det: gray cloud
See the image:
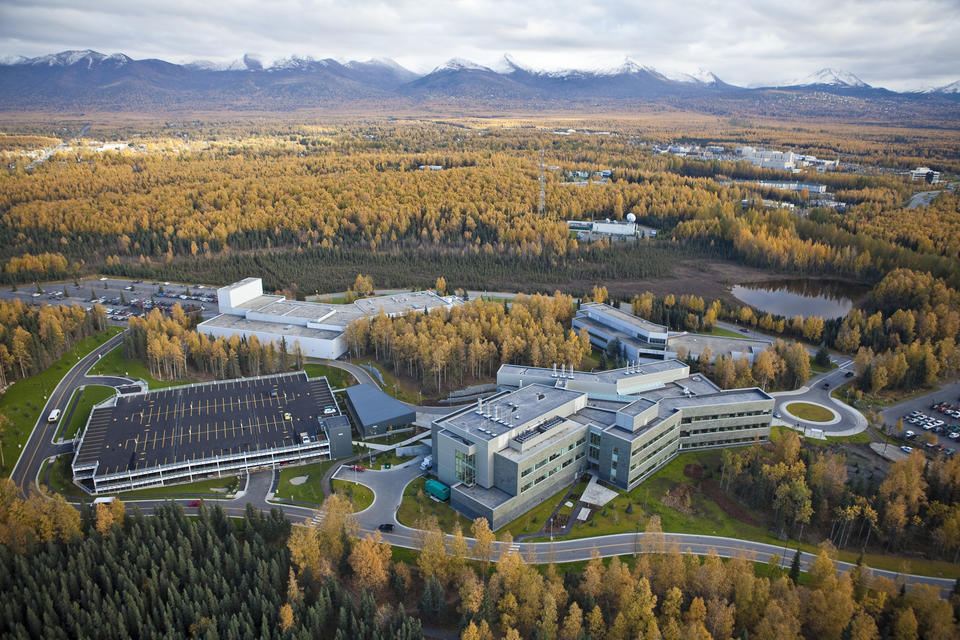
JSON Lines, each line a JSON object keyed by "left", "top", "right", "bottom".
{"left": 0, "top": 0, "right": 957, "bottom": 89}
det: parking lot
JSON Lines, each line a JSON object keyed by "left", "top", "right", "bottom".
{"left": 0, "top": 277, "right": 221, "bottom": 323}
{"left": 892, "top": 395, "right": 960, "bottom": 457}
{"left": 74, "top": 371, "right": 340, "bottom": 477}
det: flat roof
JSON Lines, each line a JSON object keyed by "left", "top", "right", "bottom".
{"left": 437, "top": 384, "right": 584, "bottom": 441}
{"left": 572, "top": 316, "right": 666, "bottom": 353}
{"left": 344, "top": 383, "right": 416, "bottom": 428}
{"left": 499, "top": 359, "right": 687, "bottom": 386}
{"left": 661, "top": 388, "right": 773, "bottom": 409}
{"left": 198, "top": 314, "right": 343, "bottom": 340}
{"left": 221, "top": 277, "right": 261, "bottom": 291}
{"left": 668, "top": 333, "right": 772, "bottom": 356}
{"left": 74, "top": 372, "right": 338, "bottom": 477}
{"left": 579, "top": 302, "right": 667, "bottom": 334}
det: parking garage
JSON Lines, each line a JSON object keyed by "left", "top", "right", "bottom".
{"left": 72, "top": 371, "right": 342, "bottom": 493}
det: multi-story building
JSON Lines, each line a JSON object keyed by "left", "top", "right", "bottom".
{"left": 431, "top": 359, "right": 773, "bottom": 529}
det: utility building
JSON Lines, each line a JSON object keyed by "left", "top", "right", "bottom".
{"left": 343, "top": 383, "right": 417, "bottom": 438}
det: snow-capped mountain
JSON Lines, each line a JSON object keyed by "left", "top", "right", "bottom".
{"left": 431, "top": 58, "right": 493, "bottom": 73}
{"left": 664, "top": 68, "right": 724, "bottom": 85}
{"left": 920, "top": 80, "right": 960, "bottom": 94}
{"left": 784, "top": 68, "right": 869, "bottom": 88}
{"left": 19, "top": 50, "right": 132, "bottom": 68}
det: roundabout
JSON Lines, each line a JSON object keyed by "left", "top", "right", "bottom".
{"left": 782, "top": 401, "right": 839, "bottom": 425}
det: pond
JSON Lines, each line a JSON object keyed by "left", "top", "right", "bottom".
{"left": 730, "top": 279, "right": 868, "bottom": 319}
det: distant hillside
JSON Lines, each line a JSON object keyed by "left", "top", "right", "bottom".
{"left": 1, "top": 50, "right": 958, "bottom": 122}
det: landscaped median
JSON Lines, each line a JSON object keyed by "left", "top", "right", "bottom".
{"left": 56, "top": 385, "right": 115, "bottom": 441}
{"left": 273, "top": 458, "right": 373, "bottom": 513}
{"left": 0, "top": 327, "right": 122, "bottom": 477}
{"left": 397, "top": 476, "right": 472, "bottom": 533}
{"left": 784, "top": 401, "right": 836, "bottom": 422}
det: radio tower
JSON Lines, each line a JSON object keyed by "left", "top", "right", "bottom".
{"left": 538, "top": 148, "right": 545, "bottom": 216}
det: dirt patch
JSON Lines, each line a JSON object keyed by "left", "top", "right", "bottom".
{"left": 600, "top": 261, "right": 778, "bottom": 303}
{"left": 701, "top": 479, "right": 762, "bottom": 527}
{"left": 683, "top": 463, "right": 705, "bottom": 479}
{"left": 663, "top": 485, "right": 694, "bottom": 515}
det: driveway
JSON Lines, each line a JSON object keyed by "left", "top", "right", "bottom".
{"left": 771, "top": 362, "right": 866, "bottom": 436}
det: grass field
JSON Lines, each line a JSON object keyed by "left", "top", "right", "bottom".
{"left": 365, "top": 450, "right": 415, "bottom": 470}
{"left": 331, "top": 479, "right": 374, "bottom": 512}
{"left": 275, "top": 459, "right": 340, "bottom": 504}
{"left": 0, "top": 328, "right": 122, "bottom": 477}
{"left": 501, "top": 483, "right": 580, "bottom": 539}
{"left": 303, "top": 363, "right": 357, "bottom": 389}
{"left": 57, "top": 385, "right": 115, "bottom": 440}
{"left": 397, "top": 476, "right": 473, "bottom": 534}
{"left": 705, "top": 326, "right": 747, "bottom": 339}
{"left": 88, "top": 344, "right": 189, "bottom": 389}
{"left": 785, "top": 402, "right": 835, "bottom": 422}
{"left": 352, "top": 359, "right": 423, "bottom": 404}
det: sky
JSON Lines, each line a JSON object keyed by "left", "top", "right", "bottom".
{"left": 1, "top": 0, "right": 958, "bottom": 91}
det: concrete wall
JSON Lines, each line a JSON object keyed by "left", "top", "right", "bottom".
{"left": 198, "top": 323, "right": 346, "bottom": 360}
{"left": 217, "top": 278, "right": 262, "bottom": 315}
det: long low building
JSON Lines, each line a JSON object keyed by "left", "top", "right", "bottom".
{"left": 573, "top": 302, "right": 772, "bottom": 364}
{"left": 72, "top": 371, "right": 353, "bottom": 493}
{"left": 197, "top": 277, "right": 462, "bottom": 360}
{"left": 431, "top": 359, "right": 773, "bottom": 529}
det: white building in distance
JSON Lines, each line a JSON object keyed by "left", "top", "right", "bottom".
{"left": 197, "top": 278, "right": 462, "bottom": 359}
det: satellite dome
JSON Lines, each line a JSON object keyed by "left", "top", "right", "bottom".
{"left": 626, "top": 213, "right": 637, "bottom": 222}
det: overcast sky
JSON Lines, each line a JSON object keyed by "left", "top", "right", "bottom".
{"left": 1, "top": 0, "right": 957, "bottom": 90}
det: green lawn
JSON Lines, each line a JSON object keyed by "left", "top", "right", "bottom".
{"left": 784, "top": 402, "right": 835, "bottom": 422}
{"left": 351, "top": 359, "right": 422, "bottom": 404}
{"left": 809, "top": 356, "right": 839, "bottom": 374}
{"left": 275, "top": 459, "right": 340, "bottom": 504}
{"left": 331, "top": 479, "right": 375, "bottom": 512}
{"left": 397, "top": 476, "right": 472, "bottom": 534}
{"left": 88, "top": 344, "right": 188, "bottom": 389}
{"left": 704, "top": 326, "right": 746, "bottom": 339}
{"left": 366, "top": 450, "right": 415, "bottom": 470}
{"left": 303, "top": 363, "right": 357, "bottom": 389}
{"left": 44, "top": 455, "right": 239, "bottom": 499}
{"left": 0, "top": 328, "right": 122, "bottom": 477}
{"left": 57, "top": 385, "right": 115, "bottom": 440}
{"left": 501, "top": 482, "right": 580, "bottom": 538}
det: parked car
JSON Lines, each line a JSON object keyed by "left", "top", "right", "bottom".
{"left": 377, "top": 523, "right": 394, "bottom": 532}
{"left": 900, "top": 446, "right": 913, "bottom": 453}
{"left": 348, "top": 465, "right": 365, "bottom": 472}
{"left": 189, "top": 500, "right": 201, "bottom": 507}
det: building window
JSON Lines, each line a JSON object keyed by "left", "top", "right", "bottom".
{"left": 455, "top": 450, "right": 476, "bottom": 486}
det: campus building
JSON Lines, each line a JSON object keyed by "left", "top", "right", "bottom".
{"left": 572, "top": 302, "right": 772, "bottom": 364}
{"left": 197, "top": 277, "right": 462, "bottom": 360}
{"left": 430, "top": 359, "right": 773, "bottom": 529}
{"left": 72, "top": 371, "right": 352, "bottom": 494}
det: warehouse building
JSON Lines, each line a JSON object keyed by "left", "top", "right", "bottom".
{"left": 343, "top": 383, "right": 417, "bottom": 438}
{"left": 197, "top": 277, "right": 462, "bottom": 360}
{"left": 72, "top": 371, "right": 351, "bottom": 494}
{"left": 431, "top": 359, "right": 773, "bottom": 528}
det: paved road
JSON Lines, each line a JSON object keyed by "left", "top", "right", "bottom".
{"left": 9, "top": 331, "right": 135, "bottom": 493}
{"left": 771, "top": 362, "right": 867, "bottom": 436}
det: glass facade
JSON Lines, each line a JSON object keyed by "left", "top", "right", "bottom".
{"left": 455, "top": 450, "right": 476, "bottom": 486}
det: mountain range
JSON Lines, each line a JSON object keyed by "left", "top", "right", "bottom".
{"left": 1, "top": 50, "right": 958, "bottom": 118}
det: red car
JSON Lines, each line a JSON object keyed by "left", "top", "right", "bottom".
{"left": 348, "top": 465, "right": 365, "bottom": 472}
{"left": 188, "top": 500, "right": 201, "bottom": 507}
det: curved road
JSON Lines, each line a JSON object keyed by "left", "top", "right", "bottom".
{"left": 9, "top": 331, "right": 136, "bottom": 493}
{"left": 14, "top": 327, "right": 946, "bottom": 593}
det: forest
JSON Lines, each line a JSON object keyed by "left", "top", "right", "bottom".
{"left": 1, "top": 117, "right": 957, "bottom": 294}
{"left": 1, "top": 481, "right": 958, "bottom": 640}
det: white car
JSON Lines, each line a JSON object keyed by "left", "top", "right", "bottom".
{"left": 900, "top": 446, "right": 913, "bottom": 453}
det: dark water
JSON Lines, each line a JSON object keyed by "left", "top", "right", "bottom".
{"left": 731, "top": 279, "right": 868, "bottom": 319}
